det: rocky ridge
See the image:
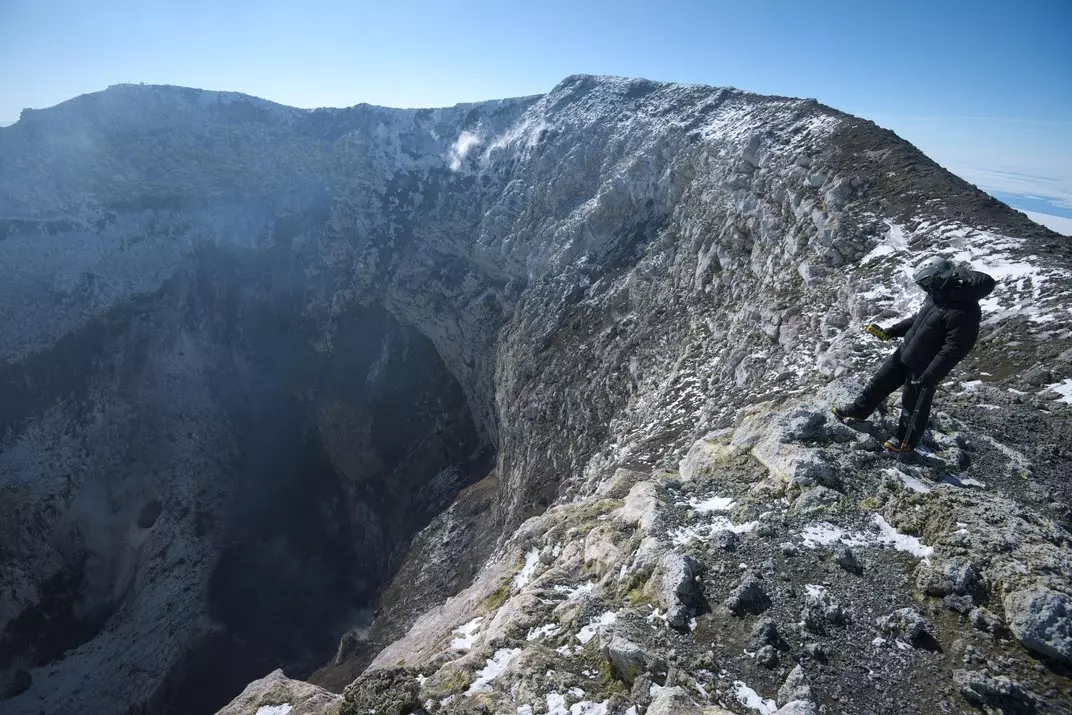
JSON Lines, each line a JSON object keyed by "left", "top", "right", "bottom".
{"left": 0, "top": 75, "right": 1069, "bottom": 714}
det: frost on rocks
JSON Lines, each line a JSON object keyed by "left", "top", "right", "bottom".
{"left": 466, "top": 647, "right": 522, "bottom": 695}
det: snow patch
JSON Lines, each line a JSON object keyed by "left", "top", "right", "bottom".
{"left": 515, "top": 547, "right": 540, "bottom": 589}
{"left": 873, "top": 514, "right": 934, "bottom": 562}
{"left": 732, "top": 681, "right": 778, "bottom": 714}
{"left": 553, "top": 582, "right": 595, "bottom": 600}
{"left": 862, "top": 222, "right": 909, "bottom": 264}
{"left": 466, "top": 647, "right": 521, "bottom": 695}
{"left": 800, "top": 515, "right": 933, "bottom": 562}
{"left": 1045, "top": 379, "right": 1072, "bottom": 404}
{"left": 255, "top": 706, "right": 292, "bottom": 715}
{"left": 885, "top": 467, "right": 932, "bottom": 494}
{"left": 450, "top": 616, "right": 483, "bottom": 651}
{"left": 576, "top": 611, "right": 617, "bottom": 644}
{"left": 526, "top": 623, "right": 561, "bottom": 641}
{"left": 687, "top": 495, "right": 735, "bottom": 512}
{"left": 669, "top": 516, "right": 758, "bottom": 546}
{"left": 544, "top": 693, "right": 610, "bottom": 715}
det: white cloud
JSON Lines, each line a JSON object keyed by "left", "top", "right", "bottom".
{"left": 944, "top": 163, "right": 1072, "bottom": 211}
{"left": 1022, "top": 211, "right": 1072, "bottom": 236}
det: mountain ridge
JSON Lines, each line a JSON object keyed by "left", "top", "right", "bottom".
{"left": 0, "top": 75, "right": 1069, "bottom": 715}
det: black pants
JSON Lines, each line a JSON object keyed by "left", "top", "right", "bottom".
{"left": 852, "top": 353, "right": 934, "bottom": 448}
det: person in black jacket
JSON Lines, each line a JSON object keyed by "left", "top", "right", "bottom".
{"left": 833, "top": 257, "right": 997, "bottom": 453}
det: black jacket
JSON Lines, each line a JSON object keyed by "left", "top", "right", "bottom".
{"left": 886, "top": 269, "right": 996, "bottom": 385}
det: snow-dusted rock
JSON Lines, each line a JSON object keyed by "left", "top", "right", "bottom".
{"left": 217, "top": 669, "right": 342, "bottom": 715}
{"left": 876, "top": 608, "right": 932, "bottom": 645}
{"left": 603, "top": 634, "right": 666, "bottom": 684}
{"left": 1003, "top": 586, "right": 1072, "bottom": 665}
{"left": 2, "top": 73, "right": 1071, "bottom": 715}
{"left": 646, "top": 686, "right": 702, "bottom": 715}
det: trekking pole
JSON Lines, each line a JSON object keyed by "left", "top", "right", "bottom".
{"left": 898, "top": 386, "right": 929, "bottom": 464}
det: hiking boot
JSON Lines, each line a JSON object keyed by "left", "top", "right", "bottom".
{"left": 883, "top": 439, "right": 914, "bottom": 454}
{"left": 832, "top": 404, "right": 867, "bottom": 423}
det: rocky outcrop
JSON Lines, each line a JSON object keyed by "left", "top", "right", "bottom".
{"left": 1, "top": 75, "right": 1071, "bottom": 714}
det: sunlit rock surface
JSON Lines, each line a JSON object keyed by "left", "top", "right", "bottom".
{"left": 1, "top": 75, "right": 1070, "bottom": 714}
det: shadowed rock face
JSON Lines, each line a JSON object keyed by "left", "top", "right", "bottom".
{"left": 1, "top": 75, "right": 1070, "bottom": 715}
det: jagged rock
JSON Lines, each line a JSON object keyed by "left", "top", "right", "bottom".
{"left": 778, "top": 665, "right": 813, "bottom": 704}
{"left": 969, "top": 607, "right": 1005, "bottom": 634}
{"left": 1023, "top": 367, "right": 1052, "bottom": 387}
{"left": 833, "top": 544, "right": 861, "bottom": 574}
{"left": 756, "top": 645, "right": 779, "bottom": 668}
{"left": 802, "top": 586, "right": 844, "bottom": 634}
{"left": 620, "top": 481, "right": 663, "bottom": 532}
{"left": 217, "top": 669, "right": 342, "bottom": 715}
{"left": 1003, "top": 586, "right": 1072, "bottom": 665}
{"left": 954, "top": 670, "right": 1039, "bottom": 715}
{"left": 876, "top": 608, "right": 932, "bottom": 645}
{"left": 340, "top": 667, "right": 421, "bottom": 715}
{"left": 916, "top": 558, "right": 978, "bottom": 596}
{"left": 3, "top": 72, "right": 1072, "bottom": 715}
{"left": 604, "top": 634, "right": 666, "bottom": 685}
{"left": 725, "top": 573, "right": 771, "bottom": 615}
{"left": 597, "top": 468, "right": 648, "bottom": 499}
{"left": 712, "top": 529, "right": 740, "bottom": 551}
{"left": 679, "top": 432, "right": 738, "bottom": 480}
{"left": 943, "top": 594, "right": 975, "bottom": 614}
{"left": 751, "top": 617, "right": 784, "bottom": 649}
{"left": 789, "top": 485, "right": 846, "bottom": 517}
{"left": 630, "top": 673, "right": 656, "bottom": 707}
{"left": 804, "top": 643, "right": 828, "bottom": 662}
{"left": 647, "top": 686, "right": 702, "bottom": 715}
{"left": 650, "top": 552, "right": 704, "bottom": 629}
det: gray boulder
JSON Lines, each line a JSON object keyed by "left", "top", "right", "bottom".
{"left": 954, "top": 670, "right": 1038, "bottom": 715}
{"left": 725, "top": 573, "right": 771, "bottom": 615}
{"left": 833, "top": 544, "right": 861, "bottom": 574}
{"left": 756, "top": 645, "right": 779, "bottom": 668}
{"left": 876, "top": 607, "right": 932, "bottom": 645}
{"left": 969, "top": 606, "right": 1005, "bottom": 635}
{"left": 751, "top": 617, "right": 784, "bottom": 649}
{"left": 604, "top": 634, "right": 666, "bottom": 685}
{"left": 778, "top": 665, "right": 813, "bottom": 704}
{"left": 1004, "top": 586, "right": 1072, "bottom": 664}
{"left": 647, "top": 685, "right": 702, "bottom": 715}
{"left": 652, "top": 552, "right": 704, "bottom": 628}
{"left": 789, "top": 485, "right": 846, "bottom": 517}
{"left": 218, "top": 669, "right": 342, "bottom": 715}
{"left": 916, "top": 558, "right": 977, "bottom": 597}
{"left": 712, "top": 529, "right": 740, "bottom": 551}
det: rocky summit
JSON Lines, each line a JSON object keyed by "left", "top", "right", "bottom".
{"left": 1, "top": 75, "right": 1070, "bottom": 715}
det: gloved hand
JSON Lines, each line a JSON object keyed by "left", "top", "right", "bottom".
{"left": 865, "top": 323, "right": 890, "bottom": 341}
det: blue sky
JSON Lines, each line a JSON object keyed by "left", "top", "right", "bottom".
{"left": 2, "top": 0, "right": 1070, "bottom": 228}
